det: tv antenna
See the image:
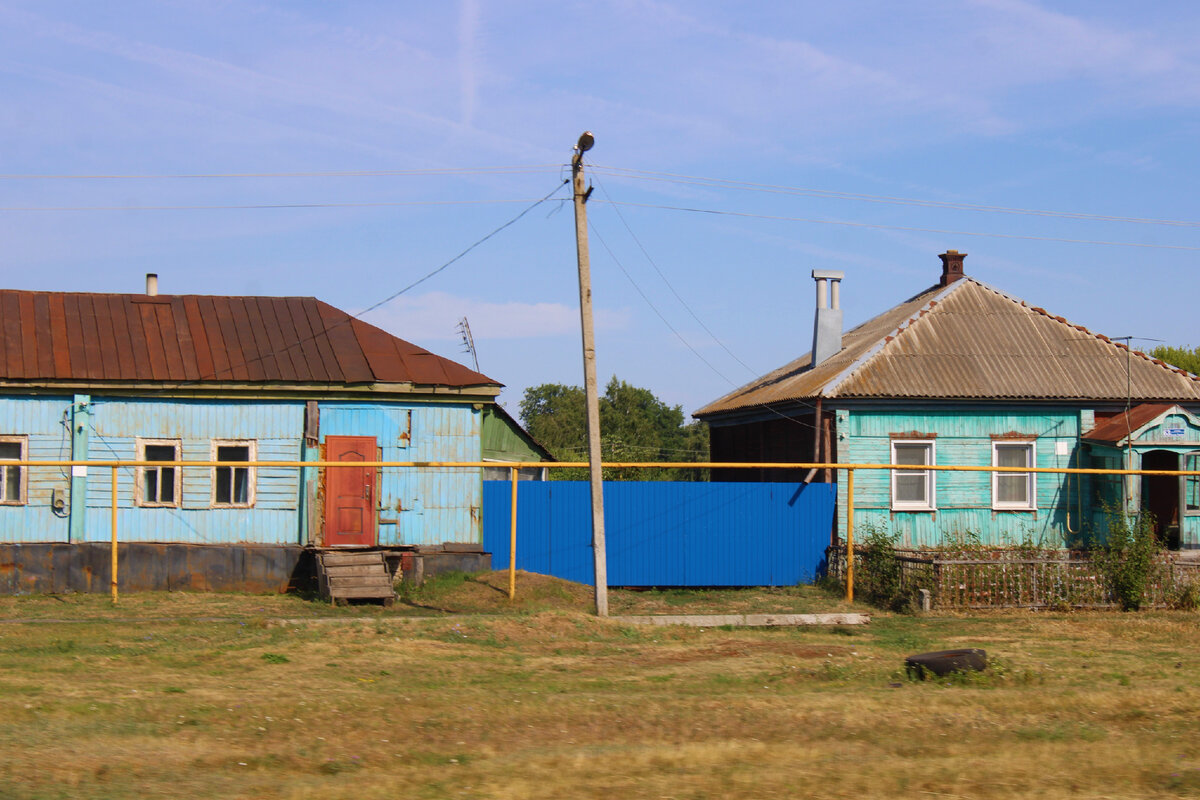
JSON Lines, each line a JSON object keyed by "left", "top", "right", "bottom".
{"left": 456, "top": 317, "right": 479, "bottom": 372}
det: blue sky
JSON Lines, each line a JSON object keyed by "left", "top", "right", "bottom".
{"left": 3, "top": 1, "right": 1200, "bottom": 417}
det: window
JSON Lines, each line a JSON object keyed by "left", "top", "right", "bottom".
{"left": 138, "top": 439, "right": 180, "bottom": 507}
{"left": 0, "top": 436, "right": 27, "bottom": 505}
{"left": 891, "top": 440, "right": 935, "bottom": 510}
{"left": 1185, "top": 452, "right": 1200, "bottom": 516}
{"left": 993, "top": 441, "right": 1036, "bottom": 510}
{"left": 213, "top": 441, "right": 255, "bottom": 507}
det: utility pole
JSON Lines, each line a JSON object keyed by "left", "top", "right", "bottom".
{"left": 572, "top": 131, "right": 608, "bottom": 617}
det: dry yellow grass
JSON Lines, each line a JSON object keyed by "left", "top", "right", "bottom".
{"left": 0, "top": 581, "right": 1197, "bottom": 798}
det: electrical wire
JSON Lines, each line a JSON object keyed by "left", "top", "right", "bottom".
{"left": 583, "top": 164, "right": 817, "bottom": 431}
{"left": 596, "top": 199, "right": 1200, "bottom": 251}
{"left": 157, "top": 178, "right": 570, "bottom": 389}
{"left": 0, "top": 199, "right": 553, "bottom": 212}
{"left": 0, "top": 165, "right": 560, "bottom": 180}
{"left": 589, "top": 164, "right": 1200, "bottom": 230}
{"left": 590, "top": 173, "right": 765, "bottom": 379}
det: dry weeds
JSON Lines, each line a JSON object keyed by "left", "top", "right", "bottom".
{"left": 0, "top": 579, "right": 1197, "bottom": 798}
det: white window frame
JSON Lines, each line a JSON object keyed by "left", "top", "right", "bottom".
{"left": 992, "top": 441, "right": 1036, "bottom": 511}
{"left": 137, "top": 438, "right": 182, "bottom": 508}
{"left": 891, "top": 439, "right": 936, "bottom": 511}
{"left": 0, "top": 435, "right": 28, "bottom": 506}
{"left": 211, "top": 440, "right": 256, "bottom": 508}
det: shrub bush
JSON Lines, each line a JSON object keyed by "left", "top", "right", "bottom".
{"left": 1092, "top": 510, "right": 1162, "bottom": 611}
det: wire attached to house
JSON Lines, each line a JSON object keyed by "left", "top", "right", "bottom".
{"left": 585, "top": 167, "right": 818, "bottom": 431}
{"left": 156, "top": 178, "right": 570, "bottom": 390}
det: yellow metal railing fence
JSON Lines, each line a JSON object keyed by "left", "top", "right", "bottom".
{"left": 2, "top": 458, "right": 1198, "bottom": 606}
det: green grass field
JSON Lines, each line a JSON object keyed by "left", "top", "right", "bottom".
{"left": 1, "top": 573, "right": 1198, "bottom": 799}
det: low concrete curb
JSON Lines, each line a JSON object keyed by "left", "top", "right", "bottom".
{"left": 613, "top": 613, "right": 870, "bottom": 627}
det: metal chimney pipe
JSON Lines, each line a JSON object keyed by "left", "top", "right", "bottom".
{"left": 146, "top": 273, "right": 158, "bottom": 296}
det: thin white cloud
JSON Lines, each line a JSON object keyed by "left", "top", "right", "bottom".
{"left": 458, "top": 0, "right": 480, "bottom": 127}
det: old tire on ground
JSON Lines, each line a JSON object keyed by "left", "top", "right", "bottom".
{"left": 905, "top": 648, "right": 987, "bottom": 679}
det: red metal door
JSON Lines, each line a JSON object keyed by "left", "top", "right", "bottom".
{"left": 324, "top": 436, "right": 377, "bottom": 547}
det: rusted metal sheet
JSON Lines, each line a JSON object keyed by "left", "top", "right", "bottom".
{"left": 0, "top": 543, "right": 316, "bottom": 594}
{"left": 1082, "top": 403, "right": 1174, "bottom": 444}
{"left": 0, "top": 290, "right": 498, "bottom": 389}
{"left": 697, "top": 278, "right": 1200, "bottom": 417}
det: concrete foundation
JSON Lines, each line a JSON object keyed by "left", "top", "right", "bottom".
{"left": 0, "top": 542, "right": 492, "bottom": 595}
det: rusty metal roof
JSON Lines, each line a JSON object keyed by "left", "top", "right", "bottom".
{"left": 696, "top": 278, "right": 1200, "bottom": 417}
{"left": 1082, "top": 403, "right": 1179, "bottom": 445}
{"left": 0, "top": 290, "right": 499, "bottom": 391}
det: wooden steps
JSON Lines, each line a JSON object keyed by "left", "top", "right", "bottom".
{"left": 317, "top": 550, "right": 395, "bottom": 605}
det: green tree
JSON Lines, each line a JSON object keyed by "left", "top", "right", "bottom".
{"left": 519, "top": 377, "right": 709, "bottom": 480}
{"left": 1150, "top": 344, "right": 1200, "bottom": 375}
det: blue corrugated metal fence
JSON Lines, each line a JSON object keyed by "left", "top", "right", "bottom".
{"left": 483, "top": 481, "right": 835, "bottom": 586}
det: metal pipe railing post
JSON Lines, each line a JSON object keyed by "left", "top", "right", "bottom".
{"left": 846, "top": 468, "right": 855, "bottom": 603}
{"left": 110, "top": 465, "right": 118, "bottom": 605}
{"left": 508, "top": 466, "right": 518, "bottom": 600}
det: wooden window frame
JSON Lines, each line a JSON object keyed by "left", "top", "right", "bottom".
{"left": 136, "top": 438, "right": 182, "bottom": 508}
{"left": 211, "top": 440, "right": 256, "bottom": 509}
{"left": 992, "top": 441, "right": 1036, "bottom": 511}
{"left": 0, "top": 435, "right": 29, "bottom": 506}
{"left": 891, "top": 439, "right": 936, "bottom": 512}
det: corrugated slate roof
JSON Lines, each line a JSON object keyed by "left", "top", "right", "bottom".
{"left": 696, "top": 278, "right": 1200, "bottom": 417}
{"left": 0, "top": 290, "right": 499, "bottom": 390}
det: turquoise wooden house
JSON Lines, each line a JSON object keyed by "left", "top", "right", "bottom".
{"left": 696, "top": 251, "right": 1200, "bottom": 552}
{"left": 0, "top": 280, "right": 508, "bottom": 592}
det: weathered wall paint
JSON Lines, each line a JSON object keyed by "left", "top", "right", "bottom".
{"left": 835, "top": 406, "right": 1085, "bottom": 548}
{"left": 0, "top": 396, "right": 73, "bottom": 543}
{"left": 0, "top": 395, "right": 489, "bottom": 549}
{"left": 83, "top": 398, "right": 305, "bottom": 545}
{"left": 320, "top": 402, "right": 482, "bottom": 546}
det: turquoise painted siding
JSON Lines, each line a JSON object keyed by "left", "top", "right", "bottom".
{"left": 0, "top": 396, "right": 73, "bottom": 543}
{"left": 836, "top": 406, "right": 1084, "bottom": 548}
{"left": 1137, "top": 412, "right": 1200, "bottom": 446}
{"left": 320, "top": 402, "right": 482, "bottom": 546}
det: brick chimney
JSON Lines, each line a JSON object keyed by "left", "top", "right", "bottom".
{"left": 810, "top": 269, "right": 844, "bottom": 367}
{"left": 939, "top": 250, "right": 966, "bottom": 286}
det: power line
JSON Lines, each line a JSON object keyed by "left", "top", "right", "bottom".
{"left": 590, "top": 173, "right": 765, "bottom": 379}
{"left": 590, "top": 164, "right": 1200, "bottom": 230}
{"left": 0, "top": 199, "right": 552, "bottom": 212}
{"left": 156, "top": 178, "right": 570, "bottom": 390}
{"left": 598, "top": 200, "right": 1200, "bottom": 251}
{"left": 0, "top": 165, "right": 560, "bottom": 180}
{"left": 585, "top": 172, "right": 817, "bottom": 431}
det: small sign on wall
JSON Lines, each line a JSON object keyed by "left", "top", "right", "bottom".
{"left": 1164, "top": 427, "right": 1187, "bottom": 439}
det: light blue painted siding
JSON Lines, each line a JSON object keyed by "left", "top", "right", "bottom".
{"left": 0, "top": 396, "right": 73, "bottom": 543}
{"left": 836, "top": 406, "right": 1084, "bottom": 548}
{"left": 84, "top": 399, "right": 304, "bottom": 545}
{"left": 320, "top": 402, "right": 482, "bottom": 546}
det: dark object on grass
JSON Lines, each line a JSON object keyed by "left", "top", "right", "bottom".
{"left": 905, "top": 648, "right": 987, "bottom": 679}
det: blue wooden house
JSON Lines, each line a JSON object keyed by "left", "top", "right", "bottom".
{"left": 0, "top": 280, "right": 509, "bottom": 592}
{"left": 696, "top": 251, "right": 1200, "bottom": 552}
